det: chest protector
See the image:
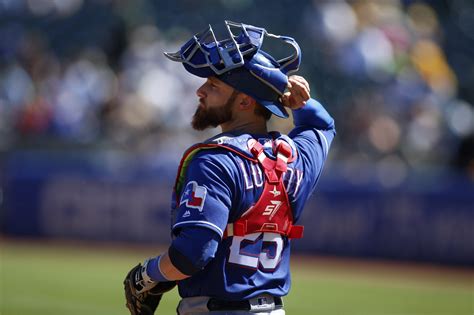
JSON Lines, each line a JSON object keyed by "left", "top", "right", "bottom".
{"left": 173, "top": 136, "right": 304, "bottom": 239}
{"left": 224, "top": 139, "right": 303, "bottom": 239}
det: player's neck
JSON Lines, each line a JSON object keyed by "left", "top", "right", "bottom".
{"left": 220, "top": 120, "right": 268, "bottom": 135}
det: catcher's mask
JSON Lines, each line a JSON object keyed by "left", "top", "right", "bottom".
{"left": 164, "top": 20, "right": 301, "bottom": 118}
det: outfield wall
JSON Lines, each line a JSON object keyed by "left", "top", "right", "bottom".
{"left": 1, "top": 150, "right": 473, "bottom": 265}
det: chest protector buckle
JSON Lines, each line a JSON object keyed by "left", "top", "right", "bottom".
{"left": 224, "top": 139, "right": 304, "bottom": 239}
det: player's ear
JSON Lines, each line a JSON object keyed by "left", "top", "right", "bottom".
{"left": 237, "top": 94, "right": 256, "bottom": 111}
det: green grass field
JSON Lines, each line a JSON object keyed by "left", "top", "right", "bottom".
{"left": 1, "top": 239, "right": 472, "bottom": 315}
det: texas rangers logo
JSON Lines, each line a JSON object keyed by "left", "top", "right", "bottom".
{"left": 180, "top": 181, "right": 207, "bottom": 211}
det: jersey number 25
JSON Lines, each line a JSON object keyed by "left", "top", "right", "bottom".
{"left": 228, "top": 232, "right": 283, "bottom": 271}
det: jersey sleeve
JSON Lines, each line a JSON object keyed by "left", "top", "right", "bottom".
{"left": 289, "top": 98, "right": 336, "bottom": 191}
{"left": 172, "top": 150, "right": 234, "bottom": 239}
{"left": 169, "top": 226, "right": 220, "bottom": 275}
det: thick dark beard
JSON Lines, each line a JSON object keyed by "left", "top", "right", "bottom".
{"left": 191, "top": 90, "right": 239, "bottom": 131}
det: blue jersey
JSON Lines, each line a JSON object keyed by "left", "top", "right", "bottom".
{"left": 170, "top": 99, "right": 335, "bottom": 300}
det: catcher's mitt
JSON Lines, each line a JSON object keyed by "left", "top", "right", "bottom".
{"left": 124, "top": 263, "right": 177, "bottom": 315}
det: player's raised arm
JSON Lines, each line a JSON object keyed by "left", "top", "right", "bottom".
{"left": 283, "top": 75, "right": 336, "bottom": 198}
{"left": 283, "top": 75, "right": 335, "bottom": 133}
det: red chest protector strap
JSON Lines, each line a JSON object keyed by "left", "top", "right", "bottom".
{"left": 223, "top": 140, "right": 304, "bottom": 239}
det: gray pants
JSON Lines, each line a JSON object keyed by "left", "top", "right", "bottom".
{"left": 177, "top": 295, "right": 285, "bottom": 315}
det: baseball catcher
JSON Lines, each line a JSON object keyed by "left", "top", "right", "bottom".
{"left": 124, "top": 20, "right": 335, "bottom": 314}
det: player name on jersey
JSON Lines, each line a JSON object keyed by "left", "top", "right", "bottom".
{"left": 238, "top": 161, "right": 304, "bottom": 197}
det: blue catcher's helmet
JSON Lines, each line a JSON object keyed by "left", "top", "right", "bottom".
{"left": 164, "top": 21, "right": 301, "bottom": 118}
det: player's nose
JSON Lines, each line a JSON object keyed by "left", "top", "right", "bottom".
{"left": 196, "top": 84, "right": 206, "bottom": 98}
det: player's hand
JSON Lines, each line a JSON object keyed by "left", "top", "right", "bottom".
{"left": 124, "top": 263, "right": 177, "bottom": 315}
{"left": 280, "top": 75, "right": 310, "bottom": 110}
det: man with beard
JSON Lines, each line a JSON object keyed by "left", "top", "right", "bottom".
{"left": 124, "top": 21, "right": 336, "bottom": 315}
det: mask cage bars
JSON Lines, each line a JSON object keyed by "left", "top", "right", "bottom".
{"left": 164, "top": 21, "right": 300, "bottom": 76}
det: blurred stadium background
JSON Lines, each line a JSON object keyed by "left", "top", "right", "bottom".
{"left": 0, "top": 0, "right": 473, "bottom": 314}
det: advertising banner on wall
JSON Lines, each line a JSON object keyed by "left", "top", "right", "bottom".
{"left": 2, "top": 150, "right": 473, "bottom": 265}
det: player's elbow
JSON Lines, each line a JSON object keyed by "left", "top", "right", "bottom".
{"left": 169, "top": 243, "right": 217, "bottom": 275}
{"left": 168, "top": 227, "right": 220, "bottom": 276}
